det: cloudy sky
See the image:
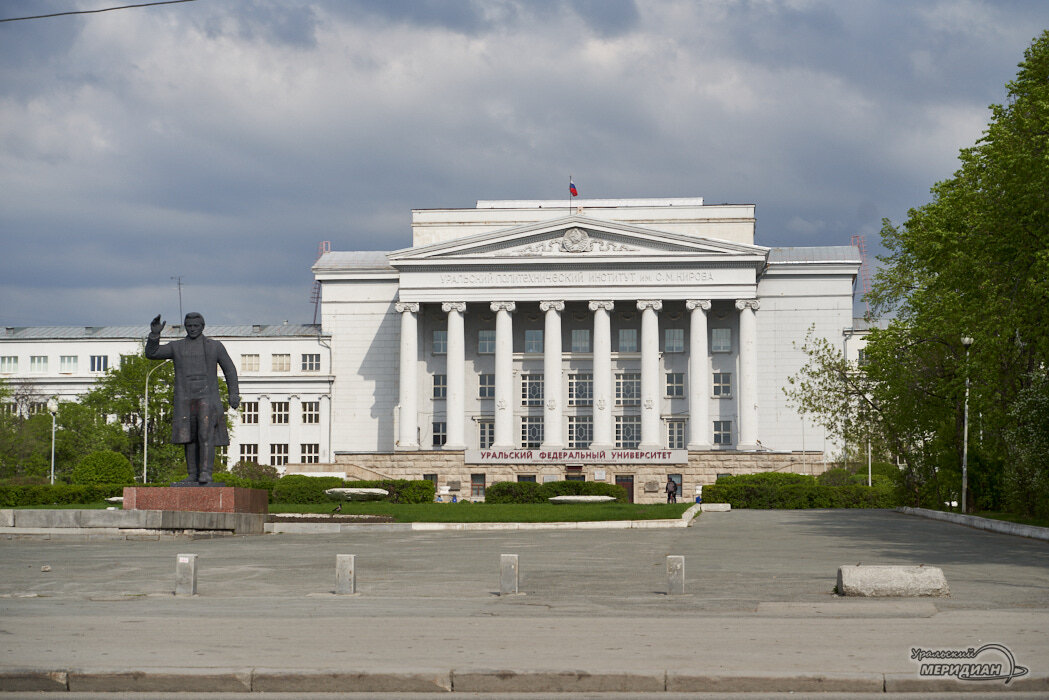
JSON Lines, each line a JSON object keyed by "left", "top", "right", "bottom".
{"left": 1, "top": 0, "right": 1046, "bottom": 327}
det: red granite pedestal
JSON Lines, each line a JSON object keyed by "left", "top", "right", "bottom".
{"left": 123, "top": 487, "right": 269, "bottom": 514}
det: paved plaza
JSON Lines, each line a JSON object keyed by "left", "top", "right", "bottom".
{"left": 1, "top": 509, "right": 1047, "bottom": 695}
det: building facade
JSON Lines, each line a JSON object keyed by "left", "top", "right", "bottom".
{"left": 0, "top": 324, "right": 334, "bottom": 469}
{"left": 2, "top": 197, "right": 864, "bottom": 502}
{"left": 313, "top": 197, "right": 862, "bottom": 501}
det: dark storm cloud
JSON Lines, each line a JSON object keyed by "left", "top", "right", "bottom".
{"left": 1, "top": 1, "right": 1048, "bottom": 326}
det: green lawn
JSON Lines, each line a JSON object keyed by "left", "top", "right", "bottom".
{"left": 270, "top": 501, "right": 696, "bottom": 523}
{"left": 8, "top": 501, "right": 696, "bottom": 523}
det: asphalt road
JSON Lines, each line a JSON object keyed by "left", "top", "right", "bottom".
{"left": 2, "top": 509, "right": 1047, "bottom": 695}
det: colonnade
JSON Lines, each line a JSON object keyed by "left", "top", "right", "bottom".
{"left": 395, "top": 298, "right": 759, "bottom": 451}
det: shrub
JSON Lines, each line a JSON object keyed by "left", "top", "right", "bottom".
{"left": 715, "top": 472, "right": 816, "bottom": 486}
{"left": 485, "top": 481, "right": 546, "bottom": 504}
{"left": 230, "top": 460, "right": 280, "bottom": 481}
{"left": 343, "top": 479, "right": 435, "bottom": 504}
{"left": 71, "top": 450, "right": 135, "bottom": 486}
{"left": 0, "top": 484, "right": 125, "bottom": 507}
{"left": 272, "top": 474, "right": 346, "bottom": 504}
{"left": 702, "top": 481, "right": 899, "bottom": 509}
{"left": 817, "top": 468, "right": 852, "bottom": 487}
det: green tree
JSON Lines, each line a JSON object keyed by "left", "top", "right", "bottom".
{"left": 865, "top": 31, "right": 1049, "bottom": 512}
{"left": 77, "top": 352, "right": 202, "bottom": 483}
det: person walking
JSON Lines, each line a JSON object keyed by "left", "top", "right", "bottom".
{"left": 665, "top": 476, "right": 678, "bottom": 504}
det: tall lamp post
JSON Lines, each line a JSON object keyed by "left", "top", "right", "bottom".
{"left": 47, "top": 397, "right": 58, "bottom": 485}
{"left": 143, "top": 359, "right": 170, "bottom": 483}
{"left": 961, "top": 336, "right": 974, "bottom": 513}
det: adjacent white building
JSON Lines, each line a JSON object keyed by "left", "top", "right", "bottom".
{"left": 0, "top": 324, "right": 334, "bottom": 468}
{"left": 1, "top": 197, "right": 865, "bottom": 501}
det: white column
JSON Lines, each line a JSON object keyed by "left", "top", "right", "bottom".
{"left": 589, "top": 301, "right": 614, "bottom": 450}
{"left": 686, "top": 299, "right": 712, "bottom": 450}
{"left": 736, "top": 299, "right": 760, "bottom": 450}
{"left": 320, "top": 394, "right": 332, "bottom": 461}
{"left": 638, "top": 299, "right": 663, "bottom": 449}
{"left": 540, "top": 300, "right": 564, "bottom": 449}
{"left": 395, "top": 301, "right": 420, "bottom": 449}
{"left": 442, "top": 302, "right": 467, "bottom": 450}
{"left": 491, "top": 301, "right": 516, "bottom": 449}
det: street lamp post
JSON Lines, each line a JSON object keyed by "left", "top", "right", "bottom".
{"left": 47, "top": 397, "right": 58, "bottom": 485}
{"left": 144, "top": 360, "right": 170, "bottom": 483}
{"left": 961, "top": 336, "right": 974, "bottom": 513}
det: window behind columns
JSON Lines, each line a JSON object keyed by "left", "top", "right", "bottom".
{"left": 711, "top": 328, "right": 732, "bottom": 353}
{"left": 525, "top": 329, "right": 544, "bottom": 353}
{"left": 521, "top": 416, "right": 543, "bottom": 448}
{"left": 571, "top": 329, "right": 590, "bottom": 352}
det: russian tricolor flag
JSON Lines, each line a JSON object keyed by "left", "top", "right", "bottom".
{"left": 569, "top": 179, "right": 578, "bottom": 197}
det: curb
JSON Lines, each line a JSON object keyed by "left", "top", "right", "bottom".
{"left": 266, "top": 503, "right": 702, "bottom": 533}
{"left": 3, "top": 667, "right": 1046, "bottom": 693}
{"left": 897, "top": 507, "right": 1049, "bottom": 542}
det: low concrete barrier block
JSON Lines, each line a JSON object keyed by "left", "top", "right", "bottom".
{"left": 67, "top": 668, "right": 252, "bottom": 692}
{"left": 0, "top": 670, "right": 68, "bottom": 692}
{"left": 252, "top": 669, "right": 452, "bottom": 693}
{"left": 701, "top": 503, "right": 731, "bottom": 512}
{"left": 452, "top": 669, "right": 665, "bottom": 693}
{"left": 837, "top": 564, "right": 949, "bottom": 597}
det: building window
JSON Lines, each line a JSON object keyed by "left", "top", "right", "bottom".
{"left": 433, "top": 374, "right": 447, "bottom": 399}
{"left": 30, "top": 356, "right": 47, "bottom": 373}
{"left": 60, "top": 355, "right": 78, "bottom": 373}
{"left": 478, "top": 329, "right": 496, "bottom": 354}
{"left": 239, "top": 443, "right": 258, "bottom": 464}
{"left": 28, "top": 402, "right": 47, "bottom": 415}
{"left": 240, "top": 401, "right": 259, "bottom": 424}
{"left": 477, "top": 419, "right": 494, "bottom": 449}
{"left": 714, "top": 420, "right": 732, "bottom": 445}
{"left": 711, "top": 328, "right": 732, "bottom": 353}
{"left": 272, "top": 354, "right": 291, "bottom": 372}
{"left": 518, "top": 474, "right": 536, "bottom": 483}
{"left": 423, "top": 473, "right": 438, "bottom": 489}
{"left": 270, "top": 443, "right": 289, "bottom": 466}
{"left": 432, "top": 329, "right": 447, "bottom": 355}
{"left": 571, "top": 329, "right": 591, "bottom": 353}
{"left": 568, "top": 373, "right": 593, "bottom": 406}
{"left": 300, "top": 443, "right": 320, "bottom": 464}
{"left": 568, "top": 416, "right": 593, "bottom": 449}
{"left": 88, "top": 355, "right": 108, "bottom": 372}
{"left": 0, "top": 356, "right": 17, "bottom": 373}
{"left": 241, "top": 354, "right": 260, "bottom": 372}
{"left": 667, "top": 420, "right": 687, "bottom": 449}
{"left": 521, "top": 373, "right": 544, "bottom": 406}
{"left": 271, "top": 401, "right": 289, "bottom": 424}
{"left": 857, "top": 349, "right": 869, "bottom": 366}
{"left": 301, "top": 401, "right": 320, "bottom": 424}
{"left": 616, "top": 372, "right": 641, "bottom": 405}
{"left": 713, "top": 372, "right": 732, "bottom": 397}
{"left": 666, "top": 372, "right": 685, "bottom": 397}
{"left": 665, "top": 328, "right": 684, "bottom": 353}
{"left": 217, "top": 445, "right": 228, "bottom": 469}
{"left": 616, "top": 416, "right": 641, "bottom": 448}
{"left": 524, "top": 329, "right": 544, "bottom": 353}
{"left": 471, "top": 473, "right": 486, "bottom": 498}
{"left": 478, "top": 373, "right": 495, "bottom": 399}
{"left": 301, "top": 353, "right": 321, "bottom": 371}
{"left": 521, "top": 416, "right": 543, "bottom": 448}
{"left": 618, "top": 328, "right": 638, "bottom": 353}
{"left": 432, "top": 422, "right": 447, "bottom": 447}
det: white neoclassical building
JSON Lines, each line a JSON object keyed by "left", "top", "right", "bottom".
{"left": 313, "top": 197, "right": 862, "bottom": 501}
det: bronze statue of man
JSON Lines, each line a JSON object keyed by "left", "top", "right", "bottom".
{"left": 146, "top": 313, "right": 239, "bottom": 486}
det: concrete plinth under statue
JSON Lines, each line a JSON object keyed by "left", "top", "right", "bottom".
{"left": 123, "top": 486, "right": 268, "bottom": 514}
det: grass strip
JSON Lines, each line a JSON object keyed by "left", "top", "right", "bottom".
{"left": 270, "top": 502, "right": 694, "bottom": 523}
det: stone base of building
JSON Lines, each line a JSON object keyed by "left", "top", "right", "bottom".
{"left": 286, "top": 451, "right": 829, "bottom": 505}
{"left": 122, "top": 487, "right": 269, "bottom": 514}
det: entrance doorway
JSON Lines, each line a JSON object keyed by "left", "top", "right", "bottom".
{"left": 615, "top": 475, "right": 635, "bottom": 503}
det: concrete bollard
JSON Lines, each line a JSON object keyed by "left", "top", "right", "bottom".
{"left": 666, "top": 555, "right": 685, "bottom": 595}
{"left": 836, "top": 565, "right": 949, "bottom": 597}
{"left": 175, "top": 553, "right": 197, "bottom": 596}
{"left": 500, "top": 554, "right": 519, "bottom": 595}
{"left": 335, "top": 554, "right": 357, "bottom": 595}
